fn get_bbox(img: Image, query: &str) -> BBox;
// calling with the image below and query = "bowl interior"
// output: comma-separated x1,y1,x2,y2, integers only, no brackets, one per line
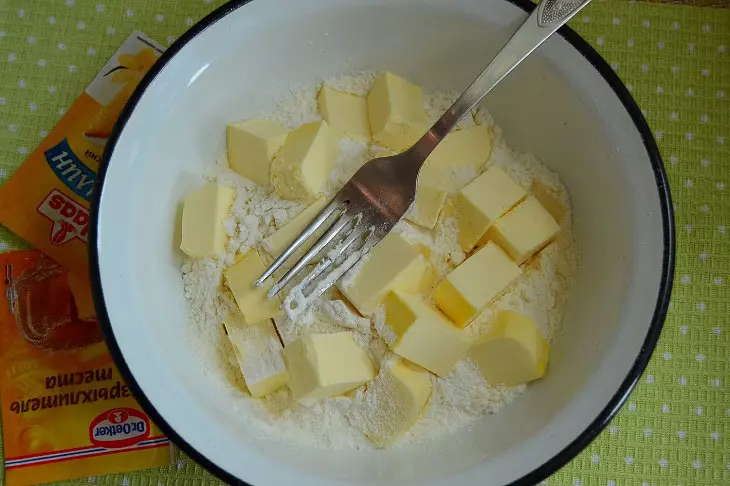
95,0,669,484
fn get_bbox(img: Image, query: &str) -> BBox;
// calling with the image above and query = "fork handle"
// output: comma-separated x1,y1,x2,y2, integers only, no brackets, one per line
410,0,592,160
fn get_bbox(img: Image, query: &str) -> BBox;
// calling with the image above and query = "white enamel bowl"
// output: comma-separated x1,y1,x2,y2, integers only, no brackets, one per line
91,0,674,484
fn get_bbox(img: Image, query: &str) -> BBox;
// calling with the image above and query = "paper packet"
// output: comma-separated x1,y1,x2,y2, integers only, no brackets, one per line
0,31,165,277
0,250,172,486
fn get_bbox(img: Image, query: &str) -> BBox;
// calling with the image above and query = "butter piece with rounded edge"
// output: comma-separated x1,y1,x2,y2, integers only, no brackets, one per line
433,241,521,327
385,291,471,377
483,196,560,265
408,125,493,229
224,316,288,398
367,72,427,151
338,233,432,315
271,120,340,200
226,119,289,186
470,310,549,386
180,182,235,259
405,182,447,230
283,332,374,402
346,358,431,447
420,125,494,192
317,86,370,141
225,250,282,323
457,166,526,252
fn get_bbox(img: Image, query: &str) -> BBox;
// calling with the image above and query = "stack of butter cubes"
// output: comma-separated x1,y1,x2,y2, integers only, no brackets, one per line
176,71,565,447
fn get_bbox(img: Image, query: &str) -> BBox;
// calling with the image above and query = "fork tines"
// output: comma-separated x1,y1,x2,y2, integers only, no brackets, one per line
254,197,373,309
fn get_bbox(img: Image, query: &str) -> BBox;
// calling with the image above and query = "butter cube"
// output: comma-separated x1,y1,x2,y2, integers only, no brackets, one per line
263,198,329,258
347,359,431,446
317,86,370,141
271,120,340,200
470,310,549,386
370,146,397,158
180,182,235,259
485,196,560,265
531,181,564,223
225,250,282,323
339,233,432,315
433,242,521,327
406,181,447,230
457,166,527,252
283,332,375,401
385,291,471,376
408,125,493,229
227,119,289,186
67,271,95,320
421,125,493,192
224,317,288,398
367,72,427,151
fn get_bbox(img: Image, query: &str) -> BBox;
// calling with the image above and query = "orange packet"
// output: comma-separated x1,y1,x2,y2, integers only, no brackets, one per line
0,31,164,277
0,250,172,486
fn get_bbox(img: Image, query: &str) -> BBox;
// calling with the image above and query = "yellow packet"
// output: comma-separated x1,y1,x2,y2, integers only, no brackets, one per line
0,31,164,277
0,251,172,485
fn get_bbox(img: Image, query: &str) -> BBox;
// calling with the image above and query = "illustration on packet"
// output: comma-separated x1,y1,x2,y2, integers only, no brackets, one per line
0,31,165,278
6,253,101,351
0,251,172,486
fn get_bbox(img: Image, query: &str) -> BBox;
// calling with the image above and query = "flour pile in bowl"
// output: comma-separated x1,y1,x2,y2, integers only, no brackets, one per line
181,71,576,449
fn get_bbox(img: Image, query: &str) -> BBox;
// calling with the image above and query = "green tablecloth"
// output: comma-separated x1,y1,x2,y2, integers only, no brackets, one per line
0,0,728,485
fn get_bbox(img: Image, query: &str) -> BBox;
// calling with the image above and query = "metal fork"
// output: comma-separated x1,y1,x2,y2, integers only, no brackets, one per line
255,0,592,304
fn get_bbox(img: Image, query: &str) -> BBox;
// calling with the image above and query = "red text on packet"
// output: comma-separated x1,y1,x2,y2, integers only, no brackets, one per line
37,189,90,246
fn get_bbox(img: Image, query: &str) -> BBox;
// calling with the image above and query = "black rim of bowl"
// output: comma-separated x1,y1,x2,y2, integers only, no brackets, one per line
90,0,675,484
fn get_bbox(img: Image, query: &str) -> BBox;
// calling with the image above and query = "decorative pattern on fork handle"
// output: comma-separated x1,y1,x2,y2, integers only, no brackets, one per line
538,0,590,26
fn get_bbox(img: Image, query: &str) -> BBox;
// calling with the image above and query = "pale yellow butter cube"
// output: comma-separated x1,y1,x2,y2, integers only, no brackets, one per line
283,332,375,402
385,291,471,377
263,198,329,258
531,180,564,223
225,250,282,323
347,359,431,446
408,125,493,229
457,166,527,252
271,120,340,200
421,125,493,192
485,196,560,265
406,181,447,230
367,72,427,151
470,310,549,386
226,119,289,186
180,182,235,259
433,242,521,327
370,146,397,158
338,233,432,315
317,86,370,141
224,317,288,398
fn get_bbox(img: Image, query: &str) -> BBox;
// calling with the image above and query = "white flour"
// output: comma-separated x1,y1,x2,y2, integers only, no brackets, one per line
345,358,410,446
181,72,577,449
403,359,526,444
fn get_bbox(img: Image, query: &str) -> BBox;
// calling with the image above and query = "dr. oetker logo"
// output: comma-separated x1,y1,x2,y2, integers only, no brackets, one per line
89,407,150,448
